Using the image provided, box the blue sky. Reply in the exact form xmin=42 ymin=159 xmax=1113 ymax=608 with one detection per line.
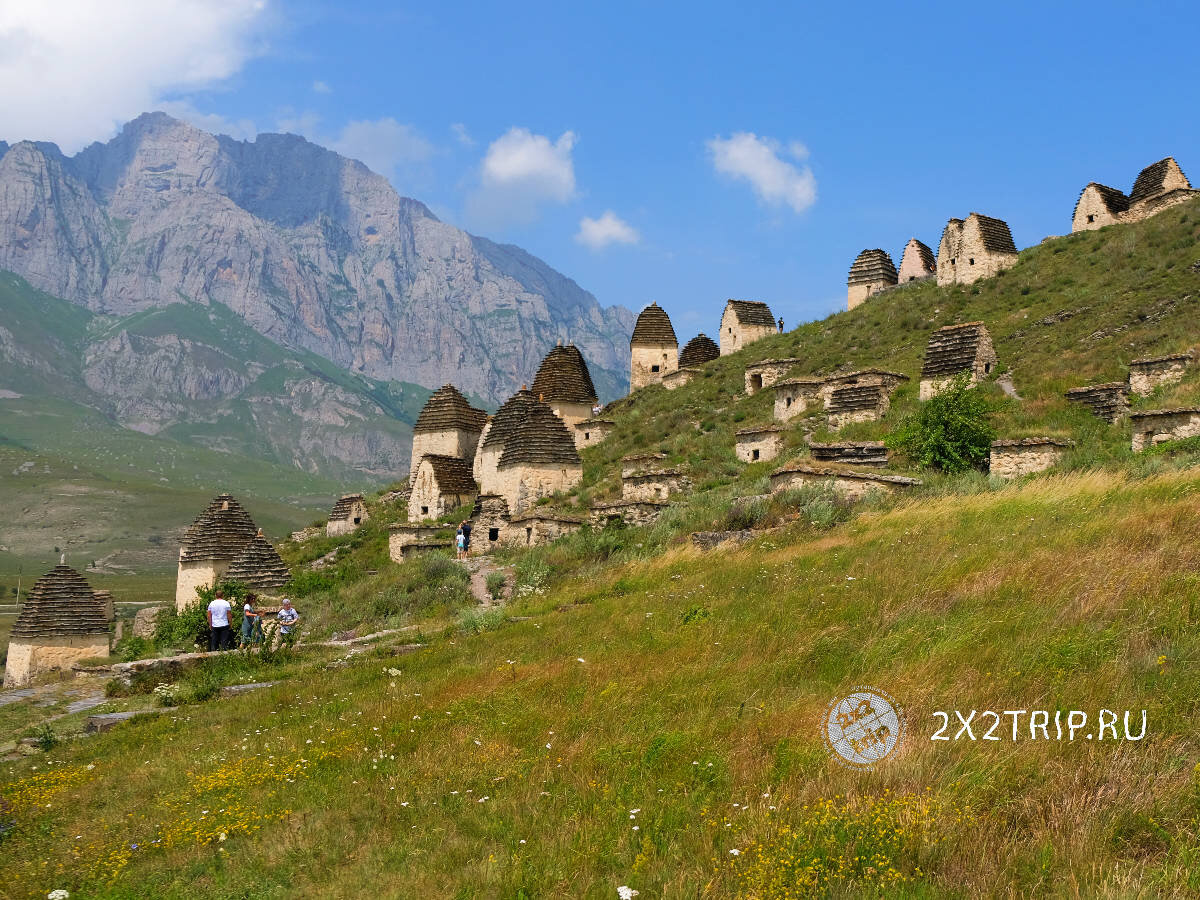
xmin=3 ymin=0 xmax=1198 ymax=337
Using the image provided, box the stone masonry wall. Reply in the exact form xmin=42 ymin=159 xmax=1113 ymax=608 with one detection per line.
xmin=662 ymin=368 xmax=698 ymax=391
xmin=1130 ymin=410 xmax=1200 ymax=451
xmin=630 ymin=342 xmax=679 ymax=390
xmin=1129 ymin=356 xmax=1192 ymax=397
xmin=494 ymin=463 xmax=583 ymax=515
xmin=745 ymin=359 xmax=801 ymax=395
xmin=4 ymin=634 xmax=112 ymax=687
xmin=622 ymin=471 xmax=687 ymax=502
xmin=720 ymin=307 xmax=775 ymax=356
xmin=410 ymin=428 xmax=481 ymax=481
xmin=175 ymin=558 xmax=227 ymax=611
xmin=736 ymin=432 xmax=784 ymax=463
xmin=989 ymin=441 xmax=1069 ymax=478
xmin=773 ymin=381 xmax=823 ymax=422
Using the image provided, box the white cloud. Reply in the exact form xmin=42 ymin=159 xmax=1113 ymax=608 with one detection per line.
xmin=707 ymin=132 xmax=816 ymax=214
xmin=312 ymin=79 xmax=331 ymax=94
xmin=0 ymin=0 xmax=271 ymax=152
xmin=467 ymin=127 xmax=577 ymax=227
xmin=576 ymin=210 xmax=639 ymax=250
xmin=330 ymin=117 xmax=434 ymax=179
xmin=450 ymin=122 xmax=474 ymax=147
xmin=157 ymin=100 xmax=257 ymax=141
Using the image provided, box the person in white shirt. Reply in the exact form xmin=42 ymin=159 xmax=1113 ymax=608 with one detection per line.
xmin=206 ymin=591 xmax=233 ymax=651
xmin=276 ymin=598 xmax=299 ymax=643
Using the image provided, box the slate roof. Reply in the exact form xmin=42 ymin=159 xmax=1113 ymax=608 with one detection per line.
xmin=1130 ymin=350 xmax=1194 ymax=367
xmin=417 ymin=454 xmax=478 ymax=494
xmin=328 ymin=493 xmax=365 ymax=521
xmin=736 ymin=424 xmax=783 ymax=436
xmin=224 ymin=531 xmax=291 ymax=592
xmin=991 ymin=437 xmax=1074 ymax=447
xmin=1076 ymin=182 xmax=1130 ymax=216
xmin=724 ymin=299 xmax=776 ymax=327
xmin=1128 ymin=407 xmax=1200 ymax=420
xmin=826 ymin=384 xmax=887 ymax=413
xmin=179 ymin=494 xmax=259 ymax=563
xmin=900 ymin=238 xmax=936 ymax=273
xmin=1129 ymin=157 xmax=1189 ymax=204
xmin=630 ymin=302 xmax=678 ymax=346
xmin=847 ymin=249 xmax=898 ymax=286
xmin=1064 ymin=383 xmax=1130 ymax=423
xmin=771 ymin=461 xmax=921 ymax=486
xmin=413 ymin=384 xmax=487 ymax=435
xmin=497 ymin=402 xmax=581 ymax=468
xmin=482 ymin=389 xmax=541 ymax=450
xmin=10 ymin=564 xmax=109 ymax=639
xmin=679 ymin=333 xmax=720 ymax=368
xmin=531 ymin=344 xmax=598 ymax=405
xmin=921 ymin=322 xmax=993 ymax=379
xmin=970 ymin=214 xmax=1018 ymax=254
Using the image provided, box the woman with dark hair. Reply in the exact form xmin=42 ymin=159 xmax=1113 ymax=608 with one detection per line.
xmin=240 ymin=593 xmax=263 ymax=646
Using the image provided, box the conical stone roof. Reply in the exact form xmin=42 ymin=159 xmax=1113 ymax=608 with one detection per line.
xmin=847 ymin=249 xmax=898 ymax=286
xmin=180 ymin=494 xmax=259 ymax=563
xmin=329 ymin=493 xmax=364 ymax=521
xmin=413 ymin=384 xmax=488 ymax=435
xmin=631 ymin=303 xmax=678 ymax=346
xmin=679 ymin=334 xmax=719 ymax=368
xmin=498 ymin=400 xmax=582 ymax=468
xmin=482 ymin=389 xmax=541 ymax=450
xmin=531 ymin=344 xmax=598 ymax=405
xmin=10 ymin=564 xmax=109 ymax=639
xmin=224 ymin=530 xmax=291 ymax=592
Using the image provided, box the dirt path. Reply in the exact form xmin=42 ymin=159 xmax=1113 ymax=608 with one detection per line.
xmin=458 ymin=556 xmax=513 ymax=608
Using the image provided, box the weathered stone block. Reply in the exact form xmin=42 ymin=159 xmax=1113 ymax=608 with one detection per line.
xmin=735 ymin=426 xmax=784 ymax=463
xmin=989 ymin=438 xmax=1072 ymax=478
xmin=1128 ymin=352 xmax=1193 ymax=397
xmin=770 ymin=462 xmax=920 ymax=501
xmin=1130 ymin=408 xmax=1200 ymax=451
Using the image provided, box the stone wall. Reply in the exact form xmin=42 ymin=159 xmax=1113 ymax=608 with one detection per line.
xmin=630 ymin=342 xmax=679 ymax=390
xmin=808 ymin=441 xmax=888 ymax=467
xmin=662 ymin=367 xmax=699 ymax=391
xmin=410 ymin=427 xmax=481 ymax=481
xmin=745 ymin=359 xmax=802 ymax=395
xmin=770 ymin=463 xmax=920 ymax=501
xmin=937 ymin=216 xmax=1018 ymax=286
xmin=574 ymin=419 xmax=614 ymax=448
xmin=545 ymin=399 xmax=593 ymax=431
xmin=720 ymin=307 xmax=775 ymax=356
xmin=735 ymin=429 xmax=784 ymax=463
xmin=621 ymin=453 xmax=668 ymax=478
xmin=505 ymin=515 xmax=583 ymax=547
xmin=3 ymin=634 xmax=111 ymax=687
xmin=493 ymin=462 xmax=583 ymax=515
xmin=1130 ymin=409 xmax=1200 ymax=451
xmin=408 ymin=463 xmax=476 ymax=522
xmin=388 ymin=524 xmax=445 ymax=562
xmin=175 ymin=558 xmax=226 ymax=611
xmin=622 ymin=470 xmax=688 ymax=502
xmin=773 ymin=380 xmax=823 ymax=422
xmin=1128 ymin=353 xmax=1193 ymax=397
xmin=326 ymin=498 xmax=368 ymax=537
xmin=1072 ymin=185 xmax=1125 ymax=232
xmin=1065 ymin=383 xmax=1129 ymax=423
xmin=588 ymin=500 xmax=668 ymax=528
xmin=989 ymin=439 xmax=1071 ymax=478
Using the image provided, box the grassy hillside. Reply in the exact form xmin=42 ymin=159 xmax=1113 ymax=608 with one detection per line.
xmin=3 ymin=468 xmax=1200 ymax=896
xmin=3 ymin=203 xmax=1200 ymax=897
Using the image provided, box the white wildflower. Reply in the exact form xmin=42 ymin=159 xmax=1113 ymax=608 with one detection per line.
xmin=729 ymin=848 xmax=740 ymax=856
xmin=617 ymin=887 xmax=639 ymax=900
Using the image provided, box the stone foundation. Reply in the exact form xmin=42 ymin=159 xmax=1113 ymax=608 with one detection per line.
xmin=773 ymin=379 xmax=823 ymax=422
xmin=574 ymin=419 xmax=614 ymax=448
xmin=622 ymin=470 xmax=688 ymax=502
xmin=505 ymin=514 xmax=583 ymax=547
xmin=589 ymin=500 xmax=669 ymax=528
xmin=1130 ymin=408 xmax=1200 ymax=451
xmin=735 ymin=427 xmax=784 ymax=463
xmin=770 ymin=462 xmax=920 ymax=501
xmin=745 ymin=359 xmax=802 ymax=395
xmin=989 ymin=438 xmax=1072 ymax=478
xmin=662 ymin=367 xmax=700 ymax=391
xmin=1128 ymin=352 xmax=1193 ymax=397
xmin=3 ymin=634 xmax=111 ymax=687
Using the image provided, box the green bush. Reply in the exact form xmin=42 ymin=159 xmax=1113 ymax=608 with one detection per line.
xmin=886 ymin=373 xmax=997 ymax=473
xmin=485 ymin=571 xmax=508 ymax=603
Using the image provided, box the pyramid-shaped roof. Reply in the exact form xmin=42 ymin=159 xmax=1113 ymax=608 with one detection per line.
xmin=531 ymin=344 xmax=598 ymax=405
xmin=1076 ymin=182 xmax=1130 ymax=216
xmin=413 ymin=384 xmax=488 ymax=435
xmin=899 ymin=238 xmax=936 ymax=274
xmin=1130 ymin=157 xmax=1190 ymax=204
xmin=921 ymin=322 xmax=993 ymax=379
xmin=679 ymin=334 xmax=719 ymax=368
xmin=968 ymin=214 xmax=1018 ymax=254
xmin=179 ymin=494 xmax=259 ymax=563
xmin=724 ymin=299 xmax=776 ymax=327
xmin=630 ymin=302 xmax=678 ymax=346
xmin=328 ymin=493 xmax=365 ymax=521
xmin=10 ymin=564 xmax=109 ymax=639
xmin=223 ymin=530 xmax=291 ymax=592
xmin=498 ymin=401 xmax=582 ymax=468
xmin=417 ymin=454 xmax=478 ymax=494
xmin=847 ymin=249 xmax=898 ymax=286
xmin=482 ymin=388 xmax=542 ymax=450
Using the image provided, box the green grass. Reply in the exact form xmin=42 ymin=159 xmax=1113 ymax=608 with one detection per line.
xmin=4 ymin=468 xmax=1200 ymax=896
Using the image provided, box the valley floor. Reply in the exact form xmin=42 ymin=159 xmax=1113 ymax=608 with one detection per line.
xmin=2 ymin=466 xmax=1199 ymax=897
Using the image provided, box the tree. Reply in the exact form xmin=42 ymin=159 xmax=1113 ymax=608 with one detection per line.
xmin=887 ymin=373 xmax=996 ymax=473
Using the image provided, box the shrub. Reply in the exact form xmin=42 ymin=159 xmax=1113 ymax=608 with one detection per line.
xmin=886 ymin=373 xmax=996 ymax=474
xmin=485 ymin=572 xmax=508 ymax=604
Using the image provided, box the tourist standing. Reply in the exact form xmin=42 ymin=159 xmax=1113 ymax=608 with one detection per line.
xmin=455 ymin=526 xmax=466 ymax=560
xmin=240 ymin=593 xmax=263 ymax=647
xmin=207 ymin=590 xmax=233 ymax=651
xmin=276 ymin=598 xmax=299 ymax=643
xmin=461 ymin=519 xmax=472 ymax=555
